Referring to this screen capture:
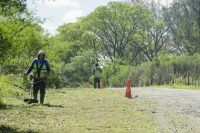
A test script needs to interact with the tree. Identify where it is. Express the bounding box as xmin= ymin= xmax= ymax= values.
xmin=0 ymin=0 xmax=34 ymax=63
xmin=86 ymin=2 xmax=142 ymax=62
xmin=167 ymin=0 xmax=200 ymax=55
xmin=129 ymin=1 xmax=172 ymax=62
xmin=0 ymin=0 xmax=27 ymax=18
